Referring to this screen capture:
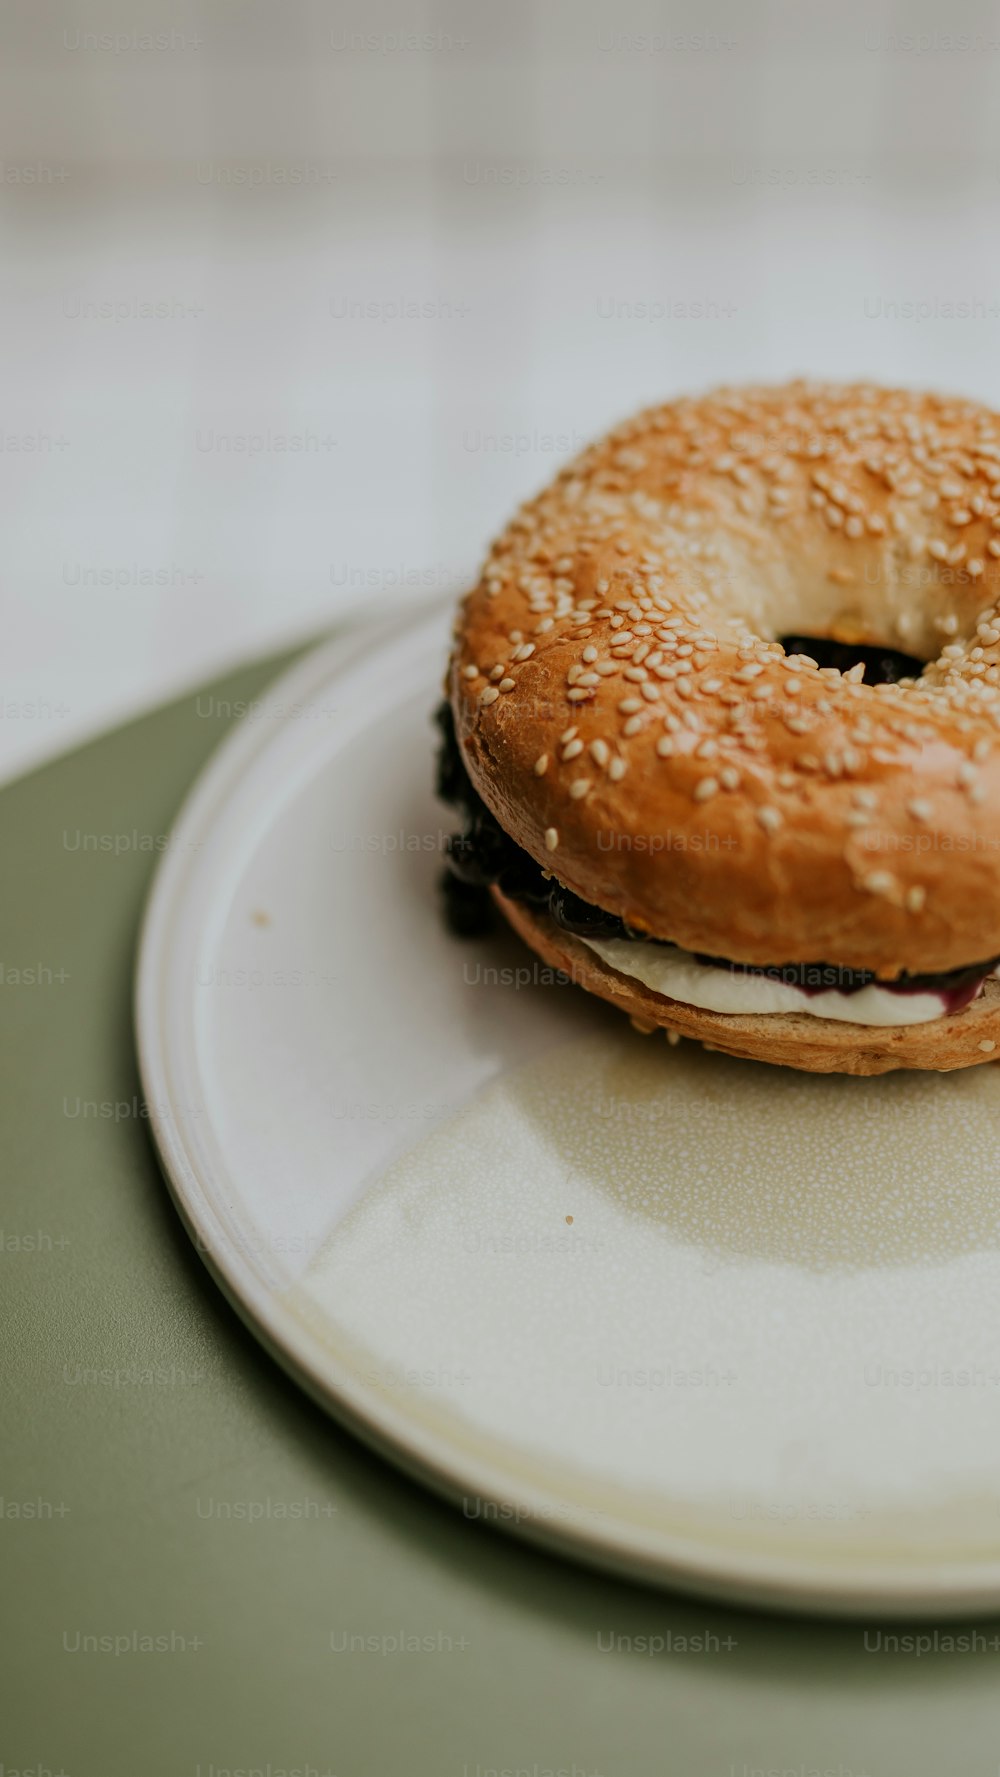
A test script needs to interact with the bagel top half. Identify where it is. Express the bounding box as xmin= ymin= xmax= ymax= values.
xmin=447 ymin=381 xmax=1000 ymax=979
